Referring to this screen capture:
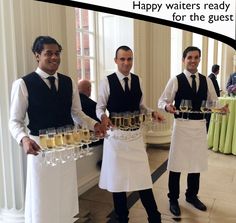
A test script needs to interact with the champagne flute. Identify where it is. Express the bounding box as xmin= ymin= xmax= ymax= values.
xmin=81 ymin=124 xmax=92 ymax=156
xmin=129 ymin=112 xmax=137 ymax=138
xmin=55 ymin=127 xmax=66 ymax=163
xmin=134 ymin=111 xmax=141 ymax=128
xmin=186 ymin=100 xmax=192 ymax=119
xmin=145 ymin=111 xmax=153 ymax=133
xmin=90 ymin=131 xmax=100 ymax=143
xmin=120 ymin=112 xmax=130 ymax=140
xmin=110 ymin=112 xmax=117 ymax=129
xmin=139 ymin=111 xmax=145 ymax=129
xmin=210 ymin=100 xmax=222 ymax=113
xmin=46 ymin=128 xmax=57 ymax=166
xmin=209 ymin=100 xmax=222 ymax=123
xmin=72 ymin=125 xmax=84 ymax=160
xmin=115 ymin=116 xmax=122 ymax=130
xmin=39 ymin=129 xmax=47 ymax=151
xmin=123 ymin=112 xmax=131 ymax=131
xmin=200 ymin=100 xmax=208 ymax=119
xmin=179 ymin=99 xmax=188 ymax=119
xmin=130 ymin=112 xmax=136 ymax=130
xmin=64 ymin=125 xmax=75 ymax=160
xmin=46 ymin=128 xmax=56 ymax=149
xmin=120 ymin=113 xmax=124 ymax=130
xmin=39 ymin=129 xmax=48 ymax=164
